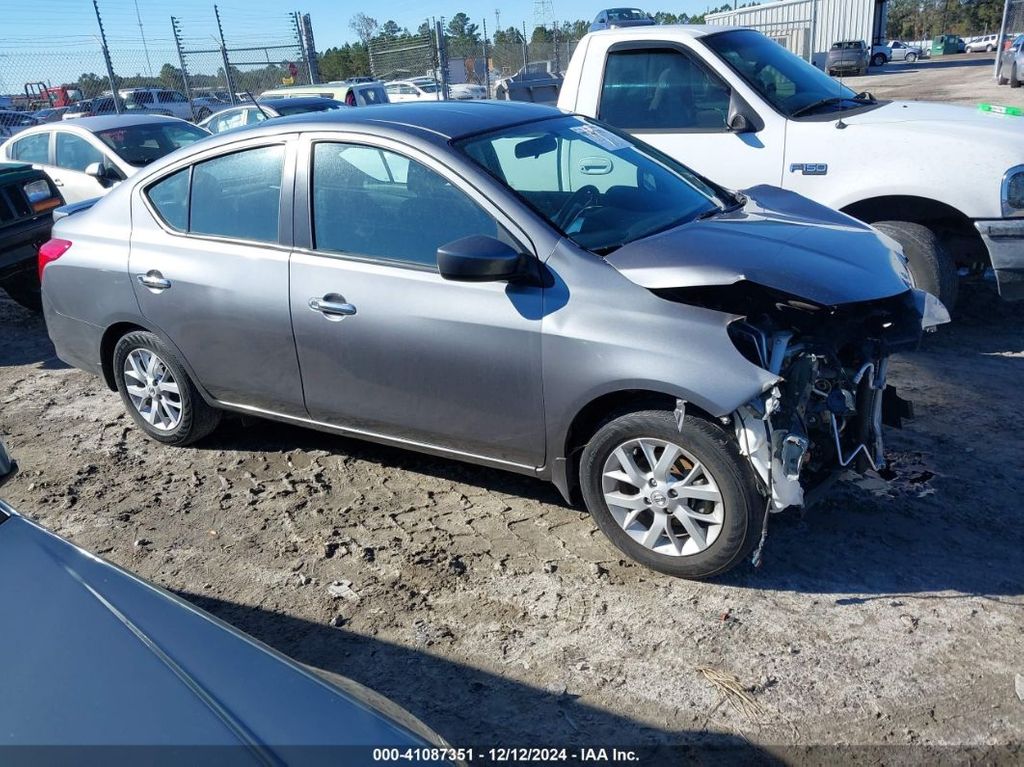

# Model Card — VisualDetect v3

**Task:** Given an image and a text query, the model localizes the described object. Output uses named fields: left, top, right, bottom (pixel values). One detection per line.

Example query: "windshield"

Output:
left=275, top=100, right=344, bottom=115
left=458, top=116, right=728, bottom=254
left=95, top=123, right=208, bottom=167
left=703, top=29, right=858, bottom=117
left=608, top=8, right=648, bottom=21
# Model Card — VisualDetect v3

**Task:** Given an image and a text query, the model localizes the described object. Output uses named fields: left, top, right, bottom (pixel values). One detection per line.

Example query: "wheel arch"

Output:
left=553, top=387, right=722, bottom=504
left=840, top=194, right=987, bottom=267
left=99, top=319, right=215, bottom=405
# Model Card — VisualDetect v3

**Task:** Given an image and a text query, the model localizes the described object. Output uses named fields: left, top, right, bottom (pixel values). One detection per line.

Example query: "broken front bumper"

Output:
left=975, top=219, right=1024, bottom=301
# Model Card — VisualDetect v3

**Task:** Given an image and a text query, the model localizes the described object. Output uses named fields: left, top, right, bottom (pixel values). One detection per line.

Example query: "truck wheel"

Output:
left=871, top=53, right=886, bottom=67
left=0, top=270, right=42, bottom=313
left=579, top=410, right=762, bottom=580
left=873, top=221, right=959, bottom=310
left=1011, top=64, right=1021, bottom=88
left=113, top=331, right=221, bottom=446
left=905, top=52, right=917, bottom=63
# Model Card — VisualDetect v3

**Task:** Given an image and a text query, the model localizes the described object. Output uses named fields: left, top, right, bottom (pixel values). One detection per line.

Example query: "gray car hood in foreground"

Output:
left=606, top=185, right=911, bottom=306
left=0, top=502, right=441, bottom=755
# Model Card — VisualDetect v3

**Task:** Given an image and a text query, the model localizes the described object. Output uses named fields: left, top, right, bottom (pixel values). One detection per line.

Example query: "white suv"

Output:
left=117, top=89, right=226, bottom=122
left=966, top=34, right=998, bottom=53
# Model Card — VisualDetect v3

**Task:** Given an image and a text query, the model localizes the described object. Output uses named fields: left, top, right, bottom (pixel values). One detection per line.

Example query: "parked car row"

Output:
left=997, top=34, right=1024, bottom=87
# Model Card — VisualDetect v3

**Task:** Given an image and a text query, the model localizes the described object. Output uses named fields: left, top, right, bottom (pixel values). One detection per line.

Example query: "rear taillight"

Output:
left=38, top=239, right=72, bottom=282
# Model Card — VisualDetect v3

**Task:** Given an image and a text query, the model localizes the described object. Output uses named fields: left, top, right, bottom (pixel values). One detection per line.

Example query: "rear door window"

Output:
left=189, top=145, right=285, bottom=243
left=10, top=133, right=50, bottom=164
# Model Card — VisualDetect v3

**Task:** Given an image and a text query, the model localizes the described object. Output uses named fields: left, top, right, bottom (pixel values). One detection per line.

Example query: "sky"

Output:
left=3, top=0, right=718, bottom=54
left=0, top=0, right=719, bottom=91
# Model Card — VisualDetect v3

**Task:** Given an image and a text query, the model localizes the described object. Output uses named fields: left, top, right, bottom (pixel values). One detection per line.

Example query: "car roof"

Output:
left=261, top=100, right=562, bottom=141
left=587, top=23, right=728, bottom=39
left=54, top=114, right=189, bottom=132
left=256, top=96, right=343, bottom=109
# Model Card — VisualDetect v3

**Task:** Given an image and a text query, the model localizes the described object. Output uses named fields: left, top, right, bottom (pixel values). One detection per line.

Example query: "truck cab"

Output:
left=559, top=26, right=1024, bottom=306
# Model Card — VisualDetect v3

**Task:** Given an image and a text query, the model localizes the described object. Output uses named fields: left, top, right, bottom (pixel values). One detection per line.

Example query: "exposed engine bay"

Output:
left=661, top=281, right=948, bottom=512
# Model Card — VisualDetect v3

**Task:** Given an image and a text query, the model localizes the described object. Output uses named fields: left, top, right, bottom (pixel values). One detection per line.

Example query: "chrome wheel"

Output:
left=601, top=438, right=724, bottom=557
left=123, top=348, right=182, bottom=432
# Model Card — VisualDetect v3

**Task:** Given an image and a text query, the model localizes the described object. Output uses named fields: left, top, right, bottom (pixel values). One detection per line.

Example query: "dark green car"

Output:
left=0, top=162, right=62, bottom=311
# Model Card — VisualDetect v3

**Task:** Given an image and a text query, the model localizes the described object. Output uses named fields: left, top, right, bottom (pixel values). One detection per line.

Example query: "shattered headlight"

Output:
left=1001, top=165, right=1024, bottom=218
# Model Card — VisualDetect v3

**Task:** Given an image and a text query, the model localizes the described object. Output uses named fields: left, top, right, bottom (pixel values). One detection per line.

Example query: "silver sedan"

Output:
left=39, top=103, right=940, bottom=579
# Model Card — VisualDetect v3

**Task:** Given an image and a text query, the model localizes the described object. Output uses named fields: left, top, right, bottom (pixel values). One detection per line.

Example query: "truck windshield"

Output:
left=458, top=116, right=731, bottom=254
left=703, top=29, right=860, bottom=117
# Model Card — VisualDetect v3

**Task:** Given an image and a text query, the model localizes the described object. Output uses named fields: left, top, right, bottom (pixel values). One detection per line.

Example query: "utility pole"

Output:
left=214, top=5, right=237, bottom=104
left=495, top=9, right=501, bottom=32
left=133, top=0, right=154, bottom=77
left=170, top=16, right=196, bottom=113
left=482, top=18, right=491, bottom=96
left=92, top=0, right=120, bottom=113
left=522, top=21, right=529, bottom=68
left=301, top=13, right=320, bottom=84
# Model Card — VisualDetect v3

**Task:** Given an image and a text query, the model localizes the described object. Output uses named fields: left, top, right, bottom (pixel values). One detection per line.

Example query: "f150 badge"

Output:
left=790, top=163, right=828, bottom=175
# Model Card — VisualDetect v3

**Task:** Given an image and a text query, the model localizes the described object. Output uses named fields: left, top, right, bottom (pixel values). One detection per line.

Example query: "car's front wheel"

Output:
left=905, top=52, right=918, bottom=63
left=580, top=411, right=762, bottom=580
left=113, top=331, right=221, bottom=445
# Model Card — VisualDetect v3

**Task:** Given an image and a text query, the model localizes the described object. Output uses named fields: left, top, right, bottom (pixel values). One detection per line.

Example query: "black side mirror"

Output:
left=437, top=235, right=532, bottom=283
left=727, top=91, right=761, bottom=133
left=0, top=438, right=16, bottom=488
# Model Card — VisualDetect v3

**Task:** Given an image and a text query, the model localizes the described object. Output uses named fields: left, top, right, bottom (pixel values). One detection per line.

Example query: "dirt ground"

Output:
left=844, top=52, right=1024, bottom=109
left=1, top=282, right=1022, bottom=759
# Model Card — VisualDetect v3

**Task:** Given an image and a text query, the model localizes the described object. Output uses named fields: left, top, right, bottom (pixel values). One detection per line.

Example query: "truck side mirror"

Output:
left=727, top=92, right=762, bottom=133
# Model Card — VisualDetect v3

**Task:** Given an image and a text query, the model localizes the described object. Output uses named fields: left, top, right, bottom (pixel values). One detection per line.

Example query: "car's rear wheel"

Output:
left=580, top=410, right=762, bottom=580
left=113, top=331, right=220, bottom=445
left=987, top=44, right=995, bottom=52
left=0, top=269, right=42, bottom=312
left=873, top=220, right=959, bottom=310
left=905, top=52, right=918, bottom=63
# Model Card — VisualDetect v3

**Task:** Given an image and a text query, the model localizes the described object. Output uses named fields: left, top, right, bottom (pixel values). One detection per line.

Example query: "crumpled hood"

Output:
left=0, top=505, right=437, bottom=750
left=606, top=184, right=912, bottom=306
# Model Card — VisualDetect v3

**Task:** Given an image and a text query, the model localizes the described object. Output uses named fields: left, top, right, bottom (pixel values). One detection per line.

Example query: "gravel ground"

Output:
left=844, top=53, right=1024, bottom=109
left=1, top=283, right=1022, bottom=758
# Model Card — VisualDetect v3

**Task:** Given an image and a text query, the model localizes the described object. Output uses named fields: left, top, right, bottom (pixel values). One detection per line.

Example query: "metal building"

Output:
left=706, top=0, right=889, bottom=67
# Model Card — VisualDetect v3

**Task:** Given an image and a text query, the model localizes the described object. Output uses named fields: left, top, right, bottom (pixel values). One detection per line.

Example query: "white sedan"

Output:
left=0, top=115, right=208, bottom=203
left=384, top=80, right=441, bottom=102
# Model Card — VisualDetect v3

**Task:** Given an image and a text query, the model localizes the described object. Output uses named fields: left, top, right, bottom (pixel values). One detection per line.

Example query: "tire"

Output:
left=196, top=107, right=211, bottom=121
left=873, top=221, right=959, bottom=310
left=871, top=53, right=886, bottom=67
left=112, top=330, right=220, bottom=445
left=579, top=410, right=762, bottom=580
left=987, top=45, right=994, bottom=53
left=1, top=269, right=42, bottom=312
left=905, top=52, right=917, bottom=63
left=998, top=65, right=1009, bottom=85
left=1011, top=64, right=1021, bottom=88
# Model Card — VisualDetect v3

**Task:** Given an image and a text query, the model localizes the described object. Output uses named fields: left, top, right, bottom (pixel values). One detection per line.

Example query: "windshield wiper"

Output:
left=791, top=94, right=875, bottom=118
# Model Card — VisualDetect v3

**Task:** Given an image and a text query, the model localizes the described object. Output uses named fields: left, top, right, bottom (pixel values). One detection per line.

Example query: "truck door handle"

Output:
left=309, top=295, right=357, bottom=318
left=137, top=271, right=171, bottom=291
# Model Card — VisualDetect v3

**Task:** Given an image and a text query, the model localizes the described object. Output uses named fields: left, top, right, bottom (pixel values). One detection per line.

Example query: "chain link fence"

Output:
left=0, top=6, right=314, bottom=123
left=368, top=32, right=438, bottom=82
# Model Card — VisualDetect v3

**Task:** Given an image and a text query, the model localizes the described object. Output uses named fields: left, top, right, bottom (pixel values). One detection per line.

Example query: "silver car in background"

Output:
left=0, top=115, right=209, bottom=203
left=40, top=103, right=943, bottom=580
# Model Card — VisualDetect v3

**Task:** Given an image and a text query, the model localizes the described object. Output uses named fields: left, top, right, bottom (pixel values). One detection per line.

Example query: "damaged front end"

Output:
left=663, top=282, right=947, bottom=513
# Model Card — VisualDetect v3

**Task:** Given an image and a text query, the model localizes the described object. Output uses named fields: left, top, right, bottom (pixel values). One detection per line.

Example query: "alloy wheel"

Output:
left=123, top=348, right=182, bottom=431
left=601, top=438, right=724, bottom=557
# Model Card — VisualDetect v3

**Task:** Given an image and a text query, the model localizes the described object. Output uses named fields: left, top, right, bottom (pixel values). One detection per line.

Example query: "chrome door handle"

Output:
left=137, top=271, right=171, bottom=291
left=309, top=295, right=357, bottom=318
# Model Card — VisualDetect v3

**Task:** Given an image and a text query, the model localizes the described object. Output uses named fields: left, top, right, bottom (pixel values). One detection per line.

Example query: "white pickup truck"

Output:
left=558, top=26, right=1024, bottom=306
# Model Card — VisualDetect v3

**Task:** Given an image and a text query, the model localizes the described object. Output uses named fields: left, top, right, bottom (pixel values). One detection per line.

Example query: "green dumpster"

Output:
left=930, top=34, right=960, bottom=56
